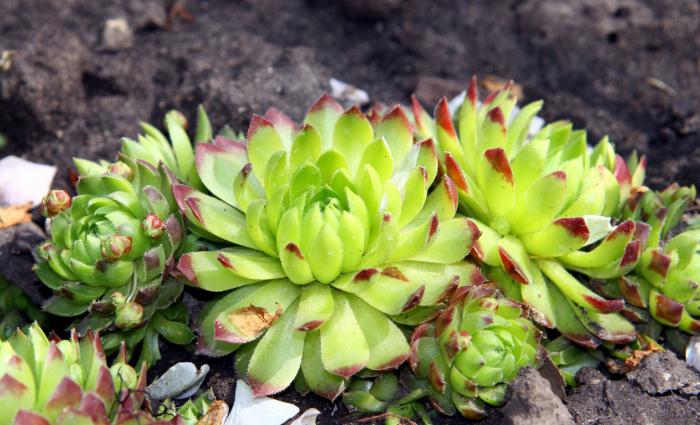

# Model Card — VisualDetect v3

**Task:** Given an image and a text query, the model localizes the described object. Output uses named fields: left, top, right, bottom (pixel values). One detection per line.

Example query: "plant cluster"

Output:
left=0, top=324, right=184, bottom=425
left=15, top=77, right=698, bottom=422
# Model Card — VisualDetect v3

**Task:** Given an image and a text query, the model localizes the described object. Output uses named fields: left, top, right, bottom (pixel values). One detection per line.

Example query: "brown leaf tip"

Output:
left=484, top=148, right=513, bottom=184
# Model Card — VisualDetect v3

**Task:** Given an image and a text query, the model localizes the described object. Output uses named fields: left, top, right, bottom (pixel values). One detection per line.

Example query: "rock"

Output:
left=0, top=222, right=47, bottom=305
left=567, top=367, right=700, bottom=424
left=627, top=351, right=700, bottom=395
left=501, top=368, right=574, bottom=425
left=102, top=18, right=134, bottom=50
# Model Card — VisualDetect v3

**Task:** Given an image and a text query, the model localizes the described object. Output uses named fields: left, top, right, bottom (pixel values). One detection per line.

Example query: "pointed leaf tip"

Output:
left=247, top=114, right=274, bottom=141
left=171, top=184, right=194, bottom=214
left=445, top=153, right=468, bottom=191
left=582, top=295, right=624, bottom=314
left=498, top=247, right=528, bottom=284
left=554, top=217, right=589, bottom=240
left=401, top=286, right=426, bottom=312
left=382, top=105, right=414, bottom=132
left=484, top=148, right=513, bottom=184
left=435, top=97, right=457, bottom=136
left=468, top=75, right=478, bottom=104
left=308, top=94, right=343, bottom=113
left=264, top=107, right=298, bottom=129
left=614, top=155, right=632, bottom=186
left=443, top=176, right=459, bottom=211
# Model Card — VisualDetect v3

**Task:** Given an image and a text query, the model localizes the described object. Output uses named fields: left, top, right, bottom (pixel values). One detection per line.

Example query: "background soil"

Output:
left=2, top=0, right=700, bottom=424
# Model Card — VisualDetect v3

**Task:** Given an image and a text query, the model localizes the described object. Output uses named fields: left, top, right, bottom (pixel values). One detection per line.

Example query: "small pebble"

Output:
left=103, top=18, right=134, bottom=51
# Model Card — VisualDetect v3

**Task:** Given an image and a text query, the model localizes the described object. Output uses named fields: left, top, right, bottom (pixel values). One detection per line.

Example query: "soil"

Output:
left=1, top=0, right=700, bottom=424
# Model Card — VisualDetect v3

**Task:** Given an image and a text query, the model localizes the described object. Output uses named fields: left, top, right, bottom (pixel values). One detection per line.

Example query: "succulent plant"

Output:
left=0, top=277, right=47, bottom=338
left=33, top=109, right=215, bottom=364
left=340, top=371, right=434, bottom=425
left=0, top=323, right=184, bottom=425
left=544, top=336, right=600, bottom=387
left=175, top=96, right=482, bottom=399
left=409, top=282, right=539, bottom=419
left=611, top=185, right=700, bottom=334
left=410, top=77, right=649, bottom=349
left=157, top=392, right=213, bottom=425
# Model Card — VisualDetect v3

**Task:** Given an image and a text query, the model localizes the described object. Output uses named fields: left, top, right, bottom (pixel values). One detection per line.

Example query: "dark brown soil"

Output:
left=2, top=0, right=700, bottom=423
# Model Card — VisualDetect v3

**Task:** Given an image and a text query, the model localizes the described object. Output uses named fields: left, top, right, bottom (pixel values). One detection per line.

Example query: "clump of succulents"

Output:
left=611, top=184, right=700, bottom=334
left=340, top=371, right=435, bottom=424
left=33, top=109, right=216, bottom=364
left=409, top=282, right=539, bottom=418
left=0, top=277, right=47, bottom=338
left=175, top=96, right=483, bottom=399
left=410, top=77, right=648, bottom=349
left=0, top=323, right=184, bottom=425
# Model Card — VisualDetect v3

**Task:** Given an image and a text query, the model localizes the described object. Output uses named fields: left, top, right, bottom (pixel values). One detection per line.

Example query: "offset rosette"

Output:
left=33, top=109, right=215, bottom=365
left=175, top=96, right=481, bottom=399
left=612, top=185, right=700, bottom=334
left=409, top=282, right=539, bottom=419
left=410, top=77, right=649, bottom=348
left=0, top=323, right=183, bottom=425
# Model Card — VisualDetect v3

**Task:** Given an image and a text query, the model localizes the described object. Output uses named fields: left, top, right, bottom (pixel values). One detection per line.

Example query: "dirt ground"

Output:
left=2, top=0, right=700, bottom=423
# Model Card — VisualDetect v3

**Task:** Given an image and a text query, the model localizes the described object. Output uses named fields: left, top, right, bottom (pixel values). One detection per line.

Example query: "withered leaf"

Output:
left=0, top=202, right=32, bottom=229
left=196, top=400, right=229, bottom=425
left=228, top=304, right=283, bottom=338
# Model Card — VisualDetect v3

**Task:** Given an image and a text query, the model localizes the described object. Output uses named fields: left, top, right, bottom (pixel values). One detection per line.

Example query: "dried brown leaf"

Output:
left=195, top=400, right=229, bottom=425
left=228, top=304, right=283, bottom=338
left=0, top=202, right=32, bottom=229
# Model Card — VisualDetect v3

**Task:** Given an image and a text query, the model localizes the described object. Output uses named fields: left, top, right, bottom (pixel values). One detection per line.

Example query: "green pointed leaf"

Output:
left=435, top=97, right=464, bottom=165
left=307, top=223, right=343, bottom=284
left=244, top=199, right=276, bottom=257
left=293, top=284, right=334, bottom=331
left=195, top=105, right=213, bottom=143
left=195, top=137, right=249, bottom=206
left=360, top=138, right=394, bottom=184
left=301, top=330, right=346, bottom=400
left=165, top=111, right=195, bottom=180
left=347, top=295, right=409, bottom=370
left=320, top=292, right=369, bottom=378
left=411, top=217, right=478, bottom=264
left=290, top=124, right=322, bottom=169
left=479, top=148, right=514, bottom=221
left=333, top=107, right=373, bottom=175
left=247, top=115, right=284, bottom=184
left=304, top=95, right=344, bottom=149
left=375, top=106, right=413, bottom=166
left=332, top=267, right=424, bottom=315
left=337, top=211, right=365, bottom=272
left=537, top=259, right=624, bottom=313
left=511, top=171, right=567, bottom=234
left=173, top=185, right=255, bottom=248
